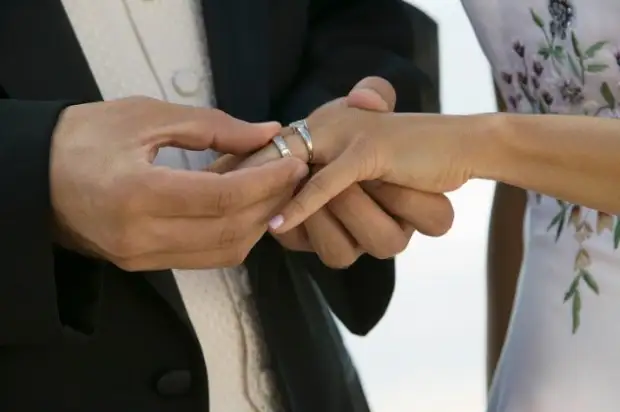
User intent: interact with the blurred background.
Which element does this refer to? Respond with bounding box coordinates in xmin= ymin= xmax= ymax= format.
xmin=341 ymin=1 xmax=497 ymax=411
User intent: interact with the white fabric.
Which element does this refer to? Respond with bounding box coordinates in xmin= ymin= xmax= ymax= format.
xmin=461 ymin=0 xmax=620 ymax=410
xmin=60 ymin=1 xmax=280 ymax=411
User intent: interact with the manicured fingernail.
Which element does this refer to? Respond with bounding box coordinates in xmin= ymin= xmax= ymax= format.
xmin=269 ymin=215 xmax=284 ymax=230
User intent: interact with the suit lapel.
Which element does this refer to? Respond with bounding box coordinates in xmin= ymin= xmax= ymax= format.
xmin=0 ymin=0 xmax=192 ymax=325
xmin=0 ymin=0 xmax=273 ymax=333
xmin=201 ymin=0 xmax=270 ymax=121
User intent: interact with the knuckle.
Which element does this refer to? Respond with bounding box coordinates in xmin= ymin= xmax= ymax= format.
xmin=392 ymin=234 xmax=410 ymax=255
xmin=426 ymin=220 xmax=453 ymax=237
xmin=425 ymin=204 xmax=455 ymax=237
xmin=218 ymin=225 xmax=242 ymax=249
xmin=209 ymin=108 xmax=228 ymax=121
xmin=206 ymin=109 xmax=231 ymax=134
xmin=365 ymin=245 xmax=391 ymax=260
xmin=214 ymin=187 xmax=237 ymax=215
xmin=114 ymin=257 xmax=145 ymax=272
xmin=322 ymin=257 xmax=353 ymax=269
xmin=304 ymin=175 xmax=330 ymax=198
xmin=223 ymin=245 xmax=250 ymax=267
xmin=221 ymin=226 xmax=266 ymax=265
xmin=319 ymin=248 xmax=360 ymax=269
xmin=371 ymin=234 xmax=409 ymax=259
xmin=286 ymin=196 xmax=309 ymax=219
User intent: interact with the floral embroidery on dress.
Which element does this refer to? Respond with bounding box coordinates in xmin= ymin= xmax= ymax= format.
xmin=495 ymin=0 xmax=620 ymax=333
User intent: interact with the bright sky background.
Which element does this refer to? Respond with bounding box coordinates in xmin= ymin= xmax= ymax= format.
xmin=342 ymin=1 xmax=497 ymax=411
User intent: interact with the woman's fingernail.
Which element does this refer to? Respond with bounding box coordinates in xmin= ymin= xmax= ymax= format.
xmin=269 ymin=215 xmax=284 ymax=230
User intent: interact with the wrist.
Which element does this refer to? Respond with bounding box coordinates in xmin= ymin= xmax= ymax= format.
xmin=465 ymin=112 xmax=515 ymax=183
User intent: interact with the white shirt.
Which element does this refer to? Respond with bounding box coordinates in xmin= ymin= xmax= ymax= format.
xmin=59 ymin=1 xmax=280 ymax=411
xmin=461 ymin=0 xmax=620 ymax=410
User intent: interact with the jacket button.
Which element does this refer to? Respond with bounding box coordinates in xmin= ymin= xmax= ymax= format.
xmin=155 ymin=369 xmax=193 ymax=396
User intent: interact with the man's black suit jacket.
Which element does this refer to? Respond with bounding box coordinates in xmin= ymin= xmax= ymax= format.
xmin=0 ymin=0 xmax=433 ymax=411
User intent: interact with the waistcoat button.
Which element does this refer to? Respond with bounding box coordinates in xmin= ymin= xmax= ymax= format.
xmin=171 ymin=69 xmax=201 ymax=96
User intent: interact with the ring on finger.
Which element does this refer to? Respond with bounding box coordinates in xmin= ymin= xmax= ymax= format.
xmin=289 ymin=119 xmax=314 ymax=162
xmin=271 ymin=135 xmax=292 ymax=158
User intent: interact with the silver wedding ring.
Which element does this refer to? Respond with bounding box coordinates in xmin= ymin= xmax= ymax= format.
xmin=271 ymin=135 xmax=292 ymax=157
xmin=289 ymin=119 xmax=314 ymax=162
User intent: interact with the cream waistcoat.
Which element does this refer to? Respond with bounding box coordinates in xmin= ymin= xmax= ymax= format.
xmin=59 ymin=1 xmax=280 ymax=410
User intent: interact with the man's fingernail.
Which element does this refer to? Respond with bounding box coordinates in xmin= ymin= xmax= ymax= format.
xmin=269 ymin=215 xmax=284 ymax=230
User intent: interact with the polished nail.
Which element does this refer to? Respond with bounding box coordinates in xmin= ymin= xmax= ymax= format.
xmin=269 ymin=215 xmax=284 ymax=230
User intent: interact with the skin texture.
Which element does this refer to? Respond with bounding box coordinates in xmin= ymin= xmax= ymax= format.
xmin=267 ymin=76 xmax=620 ymax=234
xmin=50 ymin=96 xmax=308 ymax=271
xmin=209 ymin=78 xmax=455 ymax=268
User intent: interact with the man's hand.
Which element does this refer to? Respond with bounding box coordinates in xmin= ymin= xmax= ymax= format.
xmin=210 ymin=78 xmax=454 ymax=268
xmin=50 ymin=97 xmax=308 ymax=271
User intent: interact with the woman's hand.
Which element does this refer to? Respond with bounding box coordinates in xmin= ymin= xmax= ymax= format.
xmin=209 ymin=77 xmax=454 ymax=266
xmin=211 ymin=155 xmax=448 ymax=267
xmin=268 ymin=78 xmax=479 ymax=233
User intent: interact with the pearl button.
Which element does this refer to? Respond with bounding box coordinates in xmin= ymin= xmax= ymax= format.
xmin=171 ymin=69 xmax=201 ymax=96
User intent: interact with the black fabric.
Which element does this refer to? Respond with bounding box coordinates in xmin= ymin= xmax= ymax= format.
xmin=0 ymin=100 xmax=72 ymax=345
xmin=247 ymin=237 xmax=372 ymax=412
xmin=0 ymin=266 xmax=208 ymax=411
xmin=0 ymin=0 xmax=434 ymax=410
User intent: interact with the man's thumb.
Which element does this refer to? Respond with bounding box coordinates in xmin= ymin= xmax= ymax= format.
xmin=157 ymin=110 xmax=281 ymax=155
xmin=209 ymin=118 xmax=282 ymax=155
xmin=347 ymin=76 xmax=396 ymax=112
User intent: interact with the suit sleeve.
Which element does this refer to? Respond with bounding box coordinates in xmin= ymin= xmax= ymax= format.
xmin=0 ymin=99 xmax=102 ymax=345
xmin=274 ymin=0 xmax=431 ymax=336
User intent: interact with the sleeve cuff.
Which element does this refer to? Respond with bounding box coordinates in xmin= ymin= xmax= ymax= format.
xmin=0 ymin=100 xmax=102 ymax=344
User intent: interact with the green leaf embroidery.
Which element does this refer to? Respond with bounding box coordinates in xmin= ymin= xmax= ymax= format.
xmin=530 ymin=9 xmax=545 ymax=28
xmin=547 ymin=210 xmax=564 ymax=231
xmin=581 ymin=269 xmax=600 ymax=294
xmin=571 ymin=31 xmax=582 ymax=58
xmin=586 ymin=63 xmax=609 ymax=73
xmin=567 ymin=54 xmax=581 ymax=78
xmin=572 ymin=289 xmax=582 ymax=334
xmin=556 ymin=213 xmax=566 ymax=241
xmin=600 ymin=82 xmax=616 ymax=107
xmin=538 ymin=47 xmax=551 ymax=59
xmin=564 ymin=276 xmax=580 ymax=302
xmin=538 ymin=100 xmax=549 ymax=113
xmin=552 ymin=45 xmax=565 ymax=61
xmin=614 ymin=217 xmax=620 ymax=249
xmin=547 ymin=201 xmax=568 ymax=241
xmin=584 ymin=41 xmax=607 ymax=58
